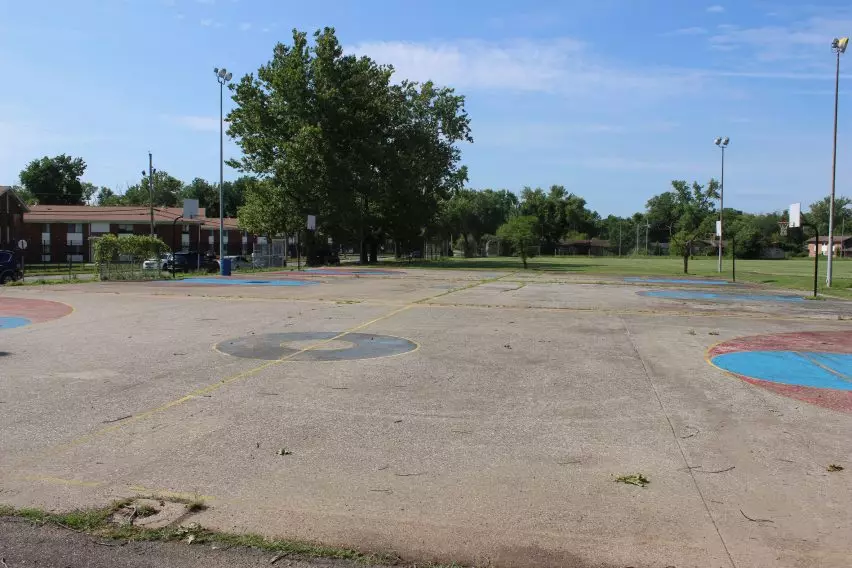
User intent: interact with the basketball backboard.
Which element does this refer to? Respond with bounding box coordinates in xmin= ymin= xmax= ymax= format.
xmin=789 ymin=203 xmax=801 ymax=228
xmin=183 ymin=198 xmax=199 ymax=219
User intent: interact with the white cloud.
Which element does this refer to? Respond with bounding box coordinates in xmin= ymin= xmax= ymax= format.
xmin=200 ymin=18 xmax=213 ymax=27
xmin=663 ymin=26 xmax=707 ymax=36
xmin=706 ymin=5 xmax=725 ymax=13
xmin=348 ymin=38 xmax=706 ymax=100
xmin=239 ymin=22 xmax=251 ymax=31
xmin=707 ymin=14 xmax=852 ymax=73
xmin=170 ymin=115 xmax=223 ymax=132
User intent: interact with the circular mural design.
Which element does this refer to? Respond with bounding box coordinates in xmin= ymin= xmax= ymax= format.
xmin=707 ymin=331 xmax=852 ymax=413
xmin=0 ymin=297 xmax=73 ymax=330
xmin=216 ymin=331 xmax=417 ymax=361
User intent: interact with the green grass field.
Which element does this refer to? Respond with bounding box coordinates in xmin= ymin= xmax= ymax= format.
xmin=395 ymin=255 xmax=852 ymax=299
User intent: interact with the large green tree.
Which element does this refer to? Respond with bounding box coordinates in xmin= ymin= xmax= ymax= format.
xmin=19 ymin=155 xmax=88 ymax=205
xmin=122 ymin=171 xmax=184 ymax=207
xmin=808 ymin=195 xmax=852 ymax=236
xmin=226 ymin=27 xmax=471 ymax=263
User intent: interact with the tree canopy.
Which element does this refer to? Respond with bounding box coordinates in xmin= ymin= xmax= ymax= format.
xmin=19 ymin=155 xmax=88 ymax=205
xmin=226 ymin=27 xmax=472 ymax=262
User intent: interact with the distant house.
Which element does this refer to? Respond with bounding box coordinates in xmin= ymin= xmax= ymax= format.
xmin=557 ymin=238 xmax=611 ymax=256
xmin=806 ymin=236 xmax=852 ymax=257
xmin=0 ymin=186 xmax=30 ymax=250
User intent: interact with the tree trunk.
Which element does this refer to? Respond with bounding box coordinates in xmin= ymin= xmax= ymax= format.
xmin=369 ymin=240 xmax=378 ymax=264
xmin=683 ymin=240 xmax=691 ymax=274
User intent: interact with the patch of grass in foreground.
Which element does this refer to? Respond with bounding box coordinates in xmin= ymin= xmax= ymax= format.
xmin=0 ymin=501 xmax=410 ymax=565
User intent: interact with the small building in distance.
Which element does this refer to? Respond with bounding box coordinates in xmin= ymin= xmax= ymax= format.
xmin=557 ymin=238 xmax=612 ymax=256
xmin=807 ymin=235 xmax=851 ymax=257
xmin=21 ymin=204 xmax=248 ymax=264
xmin=0 ymin=186 xmax=30 ymax=250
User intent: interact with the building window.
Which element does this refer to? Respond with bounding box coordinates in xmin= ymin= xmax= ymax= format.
xmin=43 ymin=224 xmax=51 ymax=234
xmin=68 ymin=223 xmax=83 ymax=234
xmin=182 ymin=224 xmax=191 ymax=234
xmin=117 ymin=224 xmax=134 ymax=234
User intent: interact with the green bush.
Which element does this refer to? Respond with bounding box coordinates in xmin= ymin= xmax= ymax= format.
xmin=93 ymin=234 xmax=169 ymax=280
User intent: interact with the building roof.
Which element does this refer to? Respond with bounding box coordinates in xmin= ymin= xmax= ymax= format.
xmin=0 ymin=186 xmax=31 ymax=212
xmin=200 ymin=216 xmax=241 ymax=231
xmin=806 ymin=235 xmax=851 ymax=244
xmin=22 ymin=204 xmax=224 ymax=225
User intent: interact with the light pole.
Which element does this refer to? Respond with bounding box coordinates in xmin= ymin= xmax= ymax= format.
xmin=714 ymin=137 xmax=729 ymax=272
xmin=142 ymin=157 xmax=156 ymax=236
xmin=214 ymin=67 xmax=232 ymax=275
xmin=827 ymin=37 xmax=848 ymax=287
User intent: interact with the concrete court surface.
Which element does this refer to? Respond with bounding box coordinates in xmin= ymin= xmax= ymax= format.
xmin=0 ymin=269 xmax=850 ymax=568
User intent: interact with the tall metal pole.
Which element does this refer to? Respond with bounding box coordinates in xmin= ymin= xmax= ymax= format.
xmin=635 ymin=223 xmax=639 ymax=256
xmin=219 ymin=80 xmax=225 ymax=268
xmin=827 ymin=49 xmax=841 ymax=287
xmin=214 ymin=67 xmax=232 ymax=275
xmin=618 ymin=222 xmax=622 ymax=257
xmin=148 ymin=152 xmax=155 ymax=236
xmin=645 ymin=221 xmax=649 ymax=256
xmin=718 ymin=146 xmax=724 ymax=272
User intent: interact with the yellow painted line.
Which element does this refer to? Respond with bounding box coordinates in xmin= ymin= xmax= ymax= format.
xmin=19 ymin=273 xmax=507 ymax=464
xmin=796 ymin=352 xmax=852 ymax=381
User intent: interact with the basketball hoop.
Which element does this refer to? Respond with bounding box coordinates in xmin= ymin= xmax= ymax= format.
xmin=779 ymin=221 xmax=789 ymax=236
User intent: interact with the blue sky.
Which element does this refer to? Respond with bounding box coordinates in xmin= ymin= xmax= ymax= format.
xmin=1 ymin=0 xmax=850 ymax=216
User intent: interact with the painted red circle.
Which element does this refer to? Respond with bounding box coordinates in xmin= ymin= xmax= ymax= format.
xmin=707 ymin=332 xmax=852 ymax=414
xmin=0 ymin=297 xmax=73 ymax=325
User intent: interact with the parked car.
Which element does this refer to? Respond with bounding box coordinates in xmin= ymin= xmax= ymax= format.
xmin=164 ymin=252 xmax=218 ymax=273
xmin=142 ymin=253 xmax=172 ymax=271
xmin=0 ymin=250 xmax=23 ymax=284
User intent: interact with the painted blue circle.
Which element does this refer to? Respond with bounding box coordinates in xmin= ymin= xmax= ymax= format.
xmin=625 ymin=277 xmax=732 ymax=285
xmin=713 ymin=351 xmax=852 ymax=391
xmin=643 ymin=290 xmax=804 ymax=303
xmin=180 ymin=278 xmax=317 ymax=287
xmin=0 ymin=317 xmax=32 ymax=329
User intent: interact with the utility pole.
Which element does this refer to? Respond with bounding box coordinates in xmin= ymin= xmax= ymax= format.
xmin=145 ymin=153 xmax=155 ymax=236
xmin=645 ymin=221 xmax=650 ymax=256
xmin=635 ymin=223 xmax=640 ymax=255
xmin=618 ymin=223 xmax=622 ymax=257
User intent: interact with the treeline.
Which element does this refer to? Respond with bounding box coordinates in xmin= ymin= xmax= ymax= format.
xmin=12 ymin=153 xmax=252 ymax=218
xmin=10 ymin=26 xmax=848 ymax=262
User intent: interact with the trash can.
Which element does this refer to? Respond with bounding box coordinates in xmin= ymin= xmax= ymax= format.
xmin=220 ymin=257 xmax=231 ymax=276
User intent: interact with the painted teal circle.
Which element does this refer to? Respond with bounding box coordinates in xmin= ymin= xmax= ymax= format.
xmin=0 ymin=317 xmax=31 ymax=329
xmin=625 ymin=278 xmax=732 ymax=285
xmin=643 ymin=290 xmax=804 ymax=302
xmin=180 ymin=278 xmax=317 ymax=287
xmin=712 ymin=351 xmax=852 ymax=391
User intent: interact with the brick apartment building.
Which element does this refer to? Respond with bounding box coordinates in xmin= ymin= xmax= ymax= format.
xmin=20 ymin=204 xmax=248 ymax=264
xmin=0 ymin=186 xmax=29 ymax=249
xmin=807 ymin=235 xmax=852 ymax=258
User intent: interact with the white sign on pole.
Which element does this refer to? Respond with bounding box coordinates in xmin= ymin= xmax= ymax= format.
xmin=17 ymin=239 xmax=27 ymax=250
xmin=788 ymin=203 xmax=801 ymax=228
xmin=307 ymin=215 xmax=317 ymax=231
xmin=716 ymin=220 xmax=722 ymax=237
xmin=183 ymin=198 xmax=199 ymax=219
